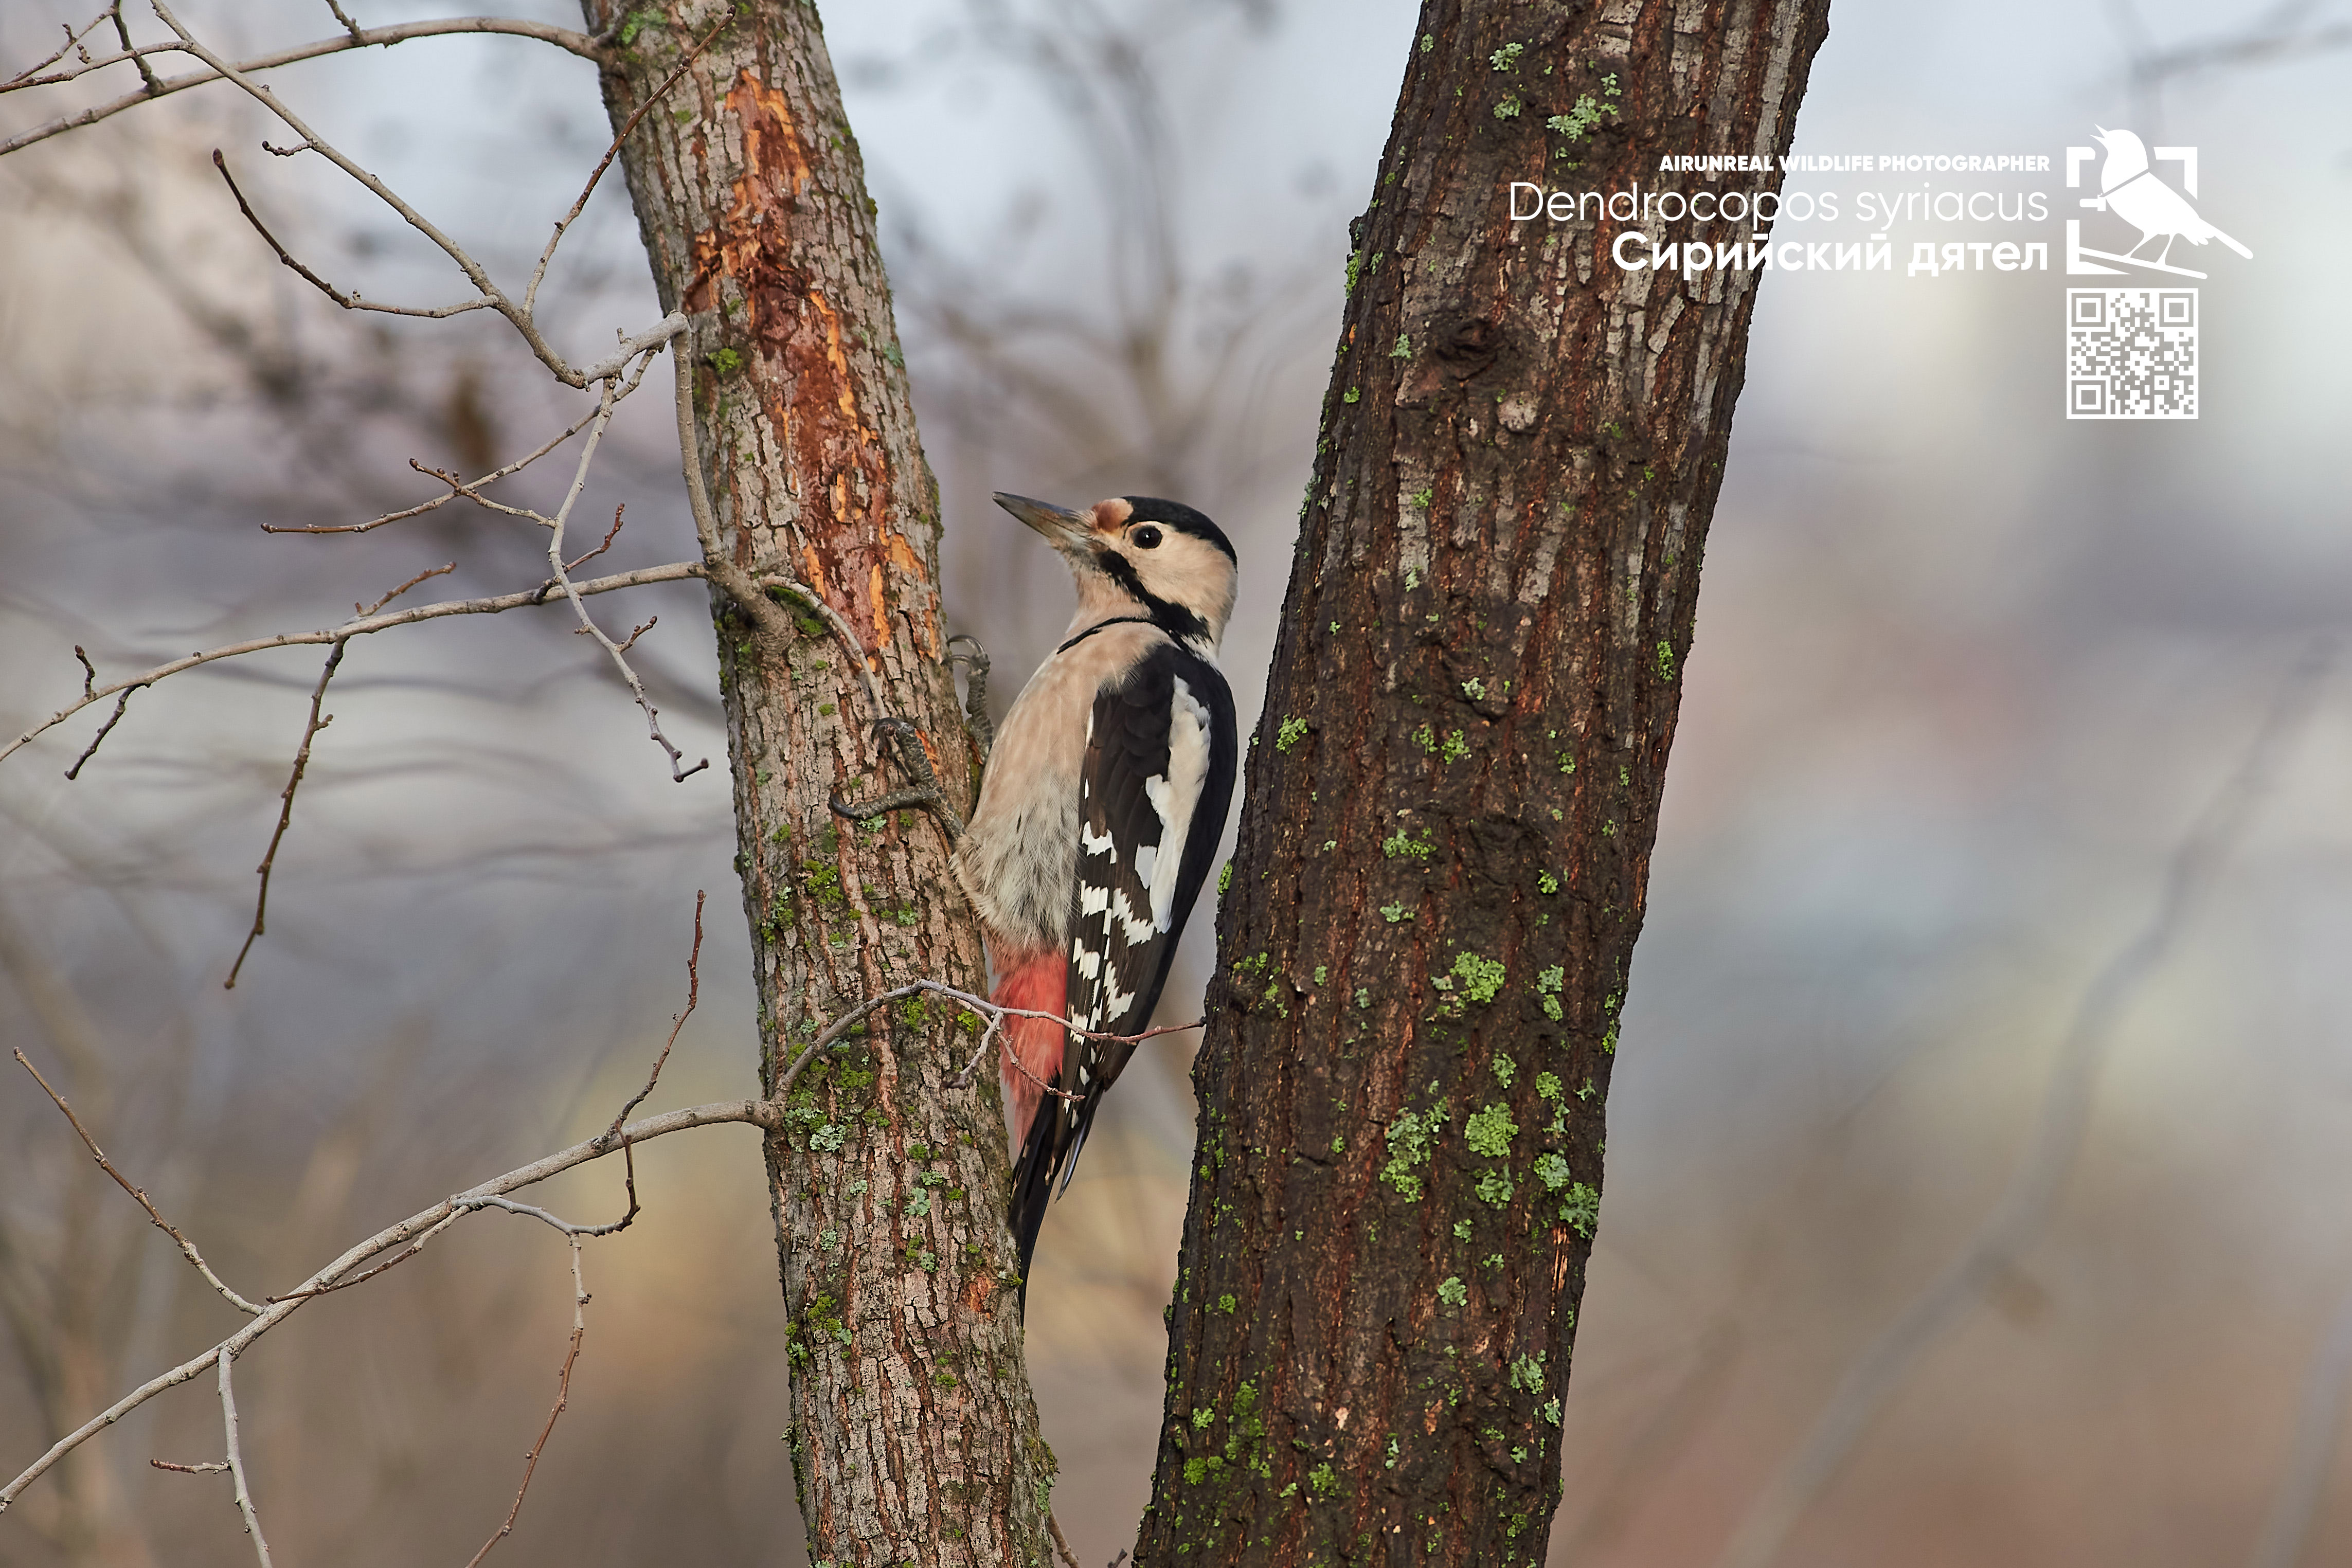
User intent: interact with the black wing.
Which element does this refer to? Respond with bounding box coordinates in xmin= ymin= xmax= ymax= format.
xmin=1009 ymin=643 xmax=1235 ymax=1290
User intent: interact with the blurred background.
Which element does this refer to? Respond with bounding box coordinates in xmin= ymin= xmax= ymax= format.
xmin=3 ymin=2 xmax=2349 ymax=1565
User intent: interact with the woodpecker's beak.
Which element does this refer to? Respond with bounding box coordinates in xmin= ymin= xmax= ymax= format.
xmin=994 ymin=492 xmax=1099 ymax=556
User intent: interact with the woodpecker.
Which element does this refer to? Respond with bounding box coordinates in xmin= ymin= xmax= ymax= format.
xmin=953 ymin=492 xmax=1239 ymax=1303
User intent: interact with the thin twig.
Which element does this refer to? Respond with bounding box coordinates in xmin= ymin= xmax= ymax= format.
xmin=265 ymin=404 xmax=619 ymax=534
xmin=321 ymin=0 xmax=365 ymax=45
xmin=535 ymin=373 xmax=706 ymax=781
xmin=356 ymin=561 xmax=455 ymax=618
xmin=260 ymin=1210 xmax=466 ymax=1304
xmin=64 ymin=686 xmax=140 ymax=780
xmin=1710 ymin=642 xmax=2336 ymax=1568
xmin=213 ymin=149 xmax=491 ymax=320
xmin=0 ymin=977 xmax=1188 ymax=1515
xmin=218 ymin=1354 xmax=274 ymax=1568
xmin=0 ymin=1095 xmax=775 ymax=1513
xmin=672 ymin=348 xmax=802 ymax=652
xmin=145 ymin=1 xmax=644 ymax=386
xmin=523 ymin=8 xmax=738 ymax=316
xmin=13 ymin=1049 xmax=264 ymax=1315
xmin=151 ymin=1459 xmax=230 ymax=1474
xmin=6 ymin=6 xmax=114 ymax=86
xmin=565 ymin=505 xmax=626 ymax=574
xmin=225 ymin=640 xmax=346 ymax=988
xmin=4 ymin=560 xmax=704 ymax=768
xmin=3 ymin=19 xmax=603 ymax=158
xmin=73 ymin=644 xmax=95 ymax=697
xmin=461 ymin=1238 xmax=588 ymax=1568
xmin=603 ymin=891 xmax=704 ymax=1142
xmin=108 ymin=1 xmax=164 ymax=96
xmin=1047 ymin=1512 xmax=1085 ymax=1568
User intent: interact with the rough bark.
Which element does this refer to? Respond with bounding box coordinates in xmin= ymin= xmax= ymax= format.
xmin=1137 ymin=2 xmax=1832 ymax=1563
xmin=584 ymin=4 xmax=1051 ymax=1564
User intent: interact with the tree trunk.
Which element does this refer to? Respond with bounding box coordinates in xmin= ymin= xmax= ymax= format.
xmin=585 ymin=5 xmax=1051 ymax=1564
xmin=1137 ymin=2 xmax=1831 ymax=1563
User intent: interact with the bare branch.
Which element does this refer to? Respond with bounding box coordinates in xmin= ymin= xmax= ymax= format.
xmin=0 ymin=1095 xmax=777 ymax=1513
xmin=356 ymin=561 xmax=456 ymax=618
xmin=604 ymin=890 xmax=704 ymax=1141
xmin=461 ymin=1238 xmax=589 ymax=1568
xmin=538 ymin=372 xmax=707 ymax=781
xmin=265 ymin=406 xmax=616 ymax=535
xmin=12 ymin=1049 xmax=264 ymax=1316
xmin=457 ymin=1194 xmax=616 ymax=1238
xmin=211 ymin=149 xmax=495 ymax=321
xmin=225 ymin=640 xmax=346 ymax=989
xmin=141 ymin=2 xmax=643 ymax=387
xmin=320 ymin=0 xmax=365 ymax=46
xmin=108 ymin=0 xmax=164 ymax=96
xmin=1047 ymin=1512 xmax=1085 ymax=1568
xmin=2 ymin=17 xmax=602 ymax=156
xmin=217 ymin=1354 xmax=274 ymax=1568
xmin=524 ymin=9 xmax=738 ymax=316
xmin=565 ymin=506 xmax=626 ymax=574
xmin=151 ymin=1459 xmax=229 ymax=1475
xmin=5 ymin=6 xmax=115 ymax=86
xmin=673 ymin=351 xmax=802 ymax=648
xmin=63 ymin=686 xmax=139 ymax=780
xmin=5 ymin=560 xmax=705 ymax=768
xmin=0 ymin=969 xmax=1189 ymax=1515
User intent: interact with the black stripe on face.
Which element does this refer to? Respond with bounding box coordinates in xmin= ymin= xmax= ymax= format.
xmin=1094 ymin=549 xmax=1211 ymax=644
xmin=1118 ymin=497 xmax=1236 ymax=564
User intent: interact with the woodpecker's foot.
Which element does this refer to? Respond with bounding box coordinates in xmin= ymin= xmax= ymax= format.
xmin=947 ymin=634 xmax=993 ymax=760
xmin=831 ymin=716 xmax=965 ymax=840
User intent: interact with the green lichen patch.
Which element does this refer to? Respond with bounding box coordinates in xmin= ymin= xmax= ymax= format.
xmin=1535 ymin=965 xmax=1565 ymax=1021
xmin=1464 ymin=1104 xmax=1518 ymax=1159
xmin=1381 ymin=1103 xmax=1448 ymax=1201
xmin=1451 ymin=952 xmax=1506 ymax=1004
xmin=1382 ymin=826 xmax=1435 ymax=861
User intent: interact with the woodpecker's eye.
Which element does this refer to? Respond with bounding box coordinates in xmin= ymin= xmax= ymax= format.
xmin=1131 ymin=525 xmax=1163 ymax=549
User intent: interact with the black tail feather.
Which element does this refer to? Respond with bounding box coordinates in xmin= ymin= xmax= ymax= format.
xmin=1010 ymin=1109 xmax=1060 ymax=1315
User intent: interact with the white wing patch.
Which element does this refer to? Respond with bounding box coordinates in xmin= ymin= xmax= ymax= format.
xmin=1111 ymin=888 xmax=1156 ymax=948
xmin=1140 ymin=677 xmax=1212 ymax=930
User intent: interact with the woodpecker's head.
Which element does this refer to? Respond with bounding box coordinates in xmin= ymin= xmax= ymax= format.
xmin=993 ymin=492 xmax=1238 ymax=650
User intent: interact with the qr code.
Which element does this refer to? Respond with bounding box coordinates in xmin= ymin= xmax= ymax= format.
xmin=2066 ymin=289 xmax=2197 ymax=419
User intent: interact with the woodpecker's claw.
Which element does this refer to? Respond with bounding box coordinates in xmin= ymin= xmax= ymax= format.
xmin=831 ymin=716 xmax=965 ymax=840
xmin=947 ymin=634 xmax=993 ymax=759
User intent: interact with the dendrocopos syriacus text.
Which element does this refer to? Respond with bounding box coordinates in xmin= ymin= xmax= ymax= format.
xmin=952 ymin=493 xmax=1239 ymax=1304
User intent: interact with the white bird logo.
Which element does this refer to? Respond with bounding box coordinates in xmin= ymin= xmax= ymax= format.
xmin=2080 ymin=127 xmax=2253 ymax=270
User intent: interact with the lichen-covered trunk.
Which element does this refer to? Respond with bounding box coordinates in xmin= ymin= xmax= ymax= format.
xmin=1137 ymin=2 xmax=1831 ymax=1563
xmin=584 ymin=4 xmax=1051 ymax=1564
